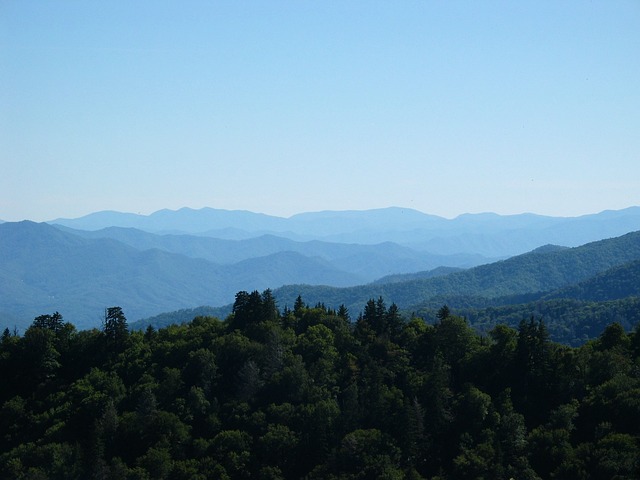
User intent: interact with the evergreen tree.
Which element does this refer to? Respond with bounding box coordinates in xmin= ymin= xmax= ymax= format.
xmin=32 ymin=311 xmax=65 ymax=332
xmin=1 ymin=327 xmax=10 ymax=343
xmin=261 ymin=288 xmax=280 ymax=322
xmin=337 ymin=304 xmax=350 ymax=321
xmin=294 ymin=295 xmax=306 ymax=317
xmin=103 ymin=306 xmax=129 ymax=352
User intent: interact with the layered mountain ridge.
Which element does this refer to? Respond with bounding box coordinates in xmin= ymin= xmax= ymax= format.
xmin=2 ymin=206 xmax=640 ymax=333
xmin=50 ymin=206 xmax=640 ymax=257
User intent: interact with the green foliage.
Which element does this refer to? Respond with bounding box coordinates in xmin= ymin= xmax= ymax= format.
xmin=274 ymin=231 xmax=640 ymax=321
xmin=1 ymin=300 xmax=639 ymax=479
xmin=103 ymin=306 xmax=129 ymax=354
xmin=445 ymin=296 xmax=640 ymax=346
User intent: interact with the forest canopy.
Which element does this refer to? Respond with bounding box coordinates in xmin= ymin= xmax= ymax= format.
xmin=1 ymin=291 xmax=639 ymax=479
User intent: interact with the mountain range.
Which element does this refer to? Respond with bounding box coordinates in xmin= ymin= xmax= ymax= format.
xmin=0 ymin=222 xmax=368 ymax=330
xmin=54 ymin=225 xmax=486 ymax=281
xmin=134 ymin=233 xmax=640 ymax=346
xmin=270 ymin=230 xmax=640 ymax=314
xmin=1 ymin=206 xmax=640 ymax=332
xmin=49 ymin=206 xmax=640 ymax=257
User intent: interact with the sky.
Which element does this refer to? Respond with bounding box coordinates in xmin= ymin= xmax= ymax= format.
xmin=1 ymin=1 xmax=639 ymax=222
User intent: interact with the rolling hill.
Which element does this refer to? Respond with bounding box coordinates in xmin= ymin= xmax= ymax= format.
xmin=543 ymin=258 xmax=640 ymax=302
xmin=0 ymin=222 xmax=361 ymax=330
xmin=271 ymin=230 xmax=640 ymax=315
xmin=5 ymin=206 xmax=640 ymax=336
xmin=132 ymin=246 xmax=640 ymax=344
xmin=54 ymin=225 xmax=489 ymax=281
xmin=412 ymin=256 xmax=640 ymax=345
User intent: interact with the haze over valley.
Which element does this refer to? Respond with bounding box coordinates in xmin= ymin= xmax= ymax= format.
xmin=2 ymin=205 xmax=640 ymax=342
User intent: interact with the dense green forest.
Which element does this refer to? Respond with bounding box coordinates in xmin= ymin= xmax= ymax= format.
xmin=2 ymin=292 xmax=639 ymax=479
xmin=415 ymin=297 xmax=640 ymax=347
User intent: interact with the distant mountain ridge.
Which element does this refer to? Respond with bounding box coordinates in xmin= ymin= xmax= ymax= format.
xmin=4 ymin=206 xmax=640 ymax=333
xmin=0 ymin=222 xmax=361 ymax=330
xmin=271 ymin=230 xmax=640 ymax=315
xmin=55 ymin=225 xmax=488 ymax=280
xmin=50 ymin=206 xmax=640 ymax=257
xmin=133 ymin=233 xmax=640 ymax=341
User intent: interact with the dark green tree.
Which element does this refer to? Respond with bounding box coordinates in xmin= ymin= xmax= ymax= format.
xmin=513 ymin=316 xmax=554 ymax=421
xmin=103 ymin=307 xmax=129 ymax=352
xmin=32 ymin=311 xmax=65 ymax=332
xmin=437 ymin=304 xmax=451 ymax=321
xmin=337 ymin=304 xmax=350 ymax=321
xmin=293 ymin=295 xmax=306 ymax=317
xmin=261 ymin=288 xmax=280 ymax=322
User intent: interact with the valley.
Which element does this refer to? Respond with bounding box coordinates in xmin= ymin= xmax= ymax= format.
xmin=2 ymin=206 xmax=640 ymax=343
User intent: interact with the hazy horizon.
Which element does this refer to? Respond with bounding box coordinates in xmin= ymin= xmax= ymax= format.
xmin=2 ymin=203 xmax=640 ymax=225
xmin=2 ymin=2 xmax=639 ymax=222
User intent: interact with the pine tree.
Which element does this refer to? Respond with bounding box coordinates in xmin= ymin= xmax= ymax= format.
xmin=103 ymin=306 xmax=128 ymax=352
xmin=337 ymin=304 xmax=350 ymax=321
xmin=294 ymin=295 xmax=306 ymax=317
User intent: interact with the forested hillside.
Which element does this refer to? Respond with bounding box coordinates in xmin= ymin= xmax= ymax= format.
xmin=422 ymin=297 xmax=640 ymax=347
xmin=272 ymin=230 xmax=640 ymax=317
xmin=0 ymin=221 xmax=483 ymax=331
xmin=2 ymin=295 xmax=639 ymax=479
xmin=545 ymin=259 xmax=640 ymax=302
xmin=410 ymin=256 xmax=640 ymax=346
xmin=129 ymin=233 xmax=640 ymax=345
xmin=58 ymin=226 xmax=483 ymax=280
xmin=0 ymin=222 xmax=364 ymax=330
xmin=4 ymin=220 xmax=640 ymax=337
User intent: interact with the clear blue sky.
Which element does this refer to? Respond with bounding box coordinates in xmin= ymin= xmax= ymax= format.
xmin=1 ymin=1 xmax=639 ymax=222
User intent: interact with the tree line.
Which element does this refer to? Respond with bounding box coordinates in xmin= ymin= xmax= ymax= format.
xmin=1 ymin=290 xmax=639 ymax=479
